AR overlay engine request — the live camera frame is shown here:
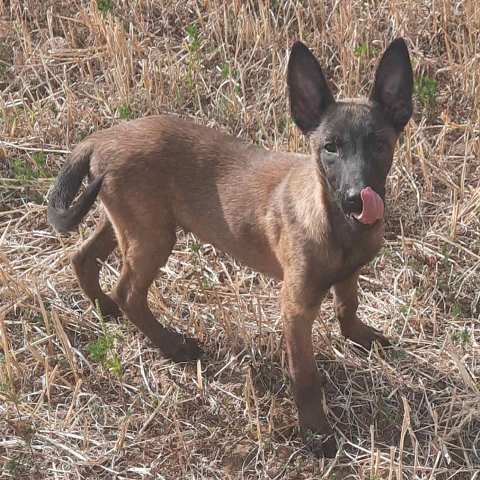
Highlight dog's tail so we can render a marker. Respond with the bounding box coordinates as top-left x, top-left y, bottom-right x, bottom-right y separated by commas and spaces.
47, 141, 104, 233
